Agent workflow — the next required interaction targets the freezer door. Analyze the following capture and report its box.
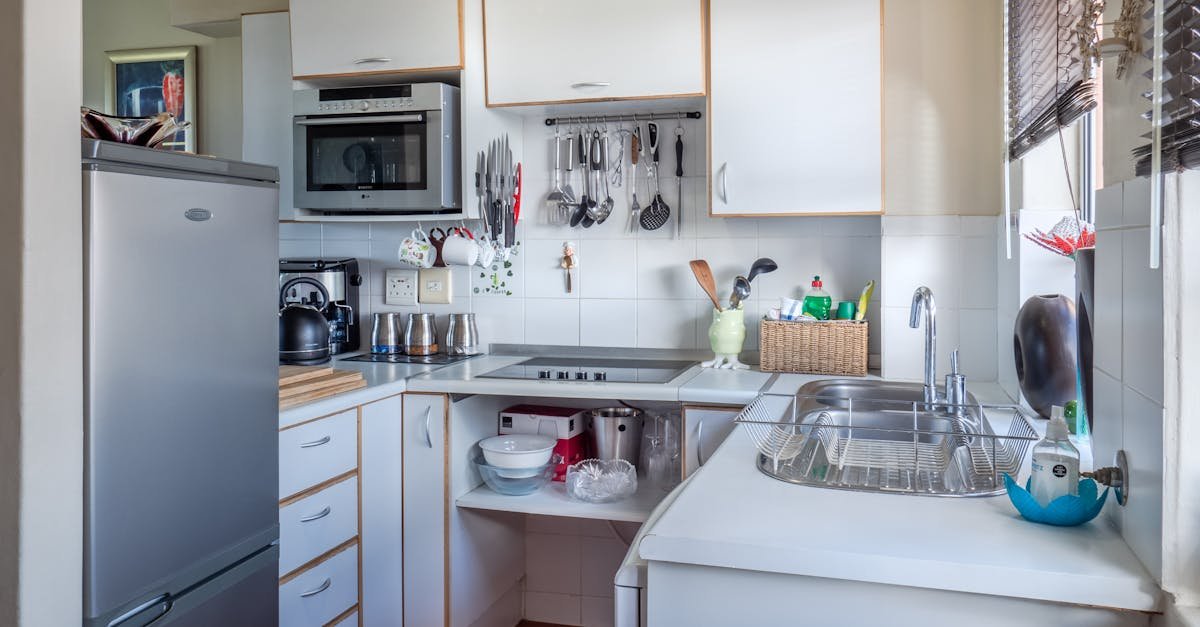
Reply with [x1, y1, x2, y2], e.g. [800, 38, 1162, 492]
[84, 168, 280, 621]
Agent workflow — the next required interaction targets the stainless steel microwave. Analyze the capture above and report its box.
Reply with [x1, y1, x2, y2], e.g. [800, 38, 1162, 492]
[292, 83, 460, 214]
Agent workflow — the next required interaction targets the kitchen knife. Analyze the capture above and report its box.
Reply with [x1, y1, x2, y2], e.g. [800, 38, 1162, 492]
[675, 125, 684, 238]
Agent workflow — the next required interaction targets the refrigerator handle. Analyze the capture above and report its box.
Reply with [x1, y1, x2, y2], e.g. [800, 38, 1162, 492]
[108, 593, 172, 627]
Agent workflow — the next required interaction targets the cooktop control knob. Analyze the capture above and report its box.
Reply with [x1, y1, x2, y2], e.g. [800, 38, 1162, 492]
[593, 372, 607, 381]
[575, 372, 588, 380]
[556, 371, 569, 380]
[538, 370, 551, 379]
[359, 100, 371, 111]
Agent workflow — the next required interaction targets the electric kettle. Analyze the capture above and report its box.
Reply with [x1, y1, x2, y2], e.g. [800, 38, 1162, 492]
[279, 277, 331, 365]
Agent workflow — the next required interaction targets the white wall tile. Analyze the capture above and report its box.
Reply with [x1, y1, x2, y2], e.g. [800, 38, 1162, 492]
[525, 298, 580, 346]
[526, 591, 581, 625]
[579, 240, 637, 299]
[471, 251, 524, 298]
[279, 239, 322, 259]
[526, 532, 581, 594]
[321, 239, 370, 260]
[581, 596, 615, 627]
[471, 297, 525, 345]
[1121, 387, 1163, 581]
[525, 239, 577, 299]
[636, 299, 700, 349]
[959, 237, 998, 308]
[580, 537, 626, 598]
[635, 239, 697, 300]
[882, 215, 960, 236]
[820, 236, 881, 303]
[526, 515, 581, 536]
[321, 223, 370, 240]
[279, 222, 321, 240]
[1095, 184, 1124, 230]
[1121, 228, 1164, 404]
[881, 235, 961, 309]
[753, 216, 823, 240]
[754, 237, 824, 303]
[580, 300, 637, 347]
[959, 308, 999, 381]
[881, 306, 960, 381]
[1091, 370, 1124, 510]
[699, 237, 758, 299]
[1094, 228, 1123, 378]
[960, 216, 997, 238]
[1123, 176, 1152, 228]
[822, 216, 881, 237]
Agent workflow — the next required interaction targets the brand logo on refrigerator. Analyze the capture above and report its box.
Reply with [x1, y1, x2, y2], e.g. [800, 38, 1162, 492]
[184, 208, 212, 222]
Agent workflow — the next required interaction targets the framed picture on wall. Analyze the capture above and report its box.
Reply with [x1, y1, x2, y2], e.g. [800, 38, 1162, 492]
[105, 46, 196, 152]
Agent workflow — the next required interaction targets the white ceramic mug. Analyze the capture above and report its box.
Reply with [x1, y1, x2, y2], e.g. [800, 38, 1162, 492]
[398, 229, 434, 268]
[475, 234, 497, 268]
[442, 227, 480, 266]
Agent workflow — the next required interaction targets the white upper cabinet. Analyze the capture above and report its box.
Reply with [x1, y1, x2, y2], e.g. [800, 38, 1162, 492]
[289, 0, 462, 79]
[482, 0, 705, 106]
[708, 0, 882, 216]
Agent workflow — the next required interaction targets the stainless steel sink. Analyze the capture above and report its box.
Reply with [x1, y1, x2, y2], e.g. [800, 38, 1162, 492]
[738, 380, 1037, 497]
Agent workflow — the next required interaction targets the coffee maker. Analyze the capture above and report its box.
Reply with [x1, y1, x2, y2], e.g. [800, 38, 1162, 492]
[279, 258, 362, 355]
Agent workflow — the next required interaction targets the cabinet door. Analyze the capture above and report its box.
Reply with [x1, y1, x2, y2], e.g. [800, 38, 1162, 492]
[241, 12, 295, 220]
[483, 0, 705, 106]
[290, 0, 461, 79]
[709, 0, 881, 216]
[360, 396, 403, 626]
[682, 406, 741, 477]
[402, 393, 448, 626]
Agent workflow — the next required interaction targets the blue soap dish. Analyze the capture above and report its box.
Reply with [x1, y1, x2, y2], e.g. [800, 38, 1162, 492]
[1004, 474, 1108, 527]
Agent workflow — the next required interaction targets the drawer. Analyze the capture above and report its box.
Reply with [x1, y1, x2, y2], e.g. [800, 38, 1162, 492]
[279, 476, 359, 576]
[280, 409, 358, 499]
[330, 608, 358, 627]
[279, 544, 359, 627]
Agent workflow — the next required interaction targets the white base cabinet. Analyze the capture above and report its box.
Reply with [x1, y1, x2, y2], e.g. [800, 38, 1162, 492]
[708, 0, 882, 216]
[482, 0, 705, 106]
[360, 395, 405, 626]
[682, 405, 740, 477]
[401, 393, 449, 626]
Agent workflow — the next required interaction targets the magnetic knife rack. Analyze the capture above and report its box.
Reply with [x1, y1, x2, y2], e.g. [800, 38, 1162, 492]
[543, 111, 703, 126]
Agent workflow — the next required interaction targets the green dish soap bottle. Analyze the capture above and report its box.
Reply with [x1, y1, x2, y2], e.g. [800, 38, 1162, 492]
[803, 276, 833, 320]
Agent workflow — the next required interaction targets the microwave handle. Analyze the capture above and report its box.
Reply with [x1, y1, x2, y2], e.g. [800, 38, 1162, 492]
[296, 114, 425, 126]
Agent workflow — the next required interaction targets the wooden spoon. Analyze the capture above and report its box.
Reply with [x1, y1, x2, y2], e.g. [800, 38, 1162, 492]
[689, 259, 723, 311]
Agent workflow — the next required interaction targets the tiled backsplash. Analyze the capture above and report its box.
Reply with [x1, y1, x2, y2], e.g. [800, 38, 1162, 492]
[280, 117, 1009, 381]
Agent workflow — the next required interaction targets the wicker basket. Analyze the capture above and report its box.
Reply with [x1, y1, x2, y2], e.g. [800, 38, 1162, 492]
[759, 319, 868, 375]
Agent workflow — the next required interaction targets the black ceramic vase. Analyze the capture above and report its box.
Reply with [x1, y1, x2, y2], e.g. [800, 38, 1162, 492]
[1014, 294, 1078, 419]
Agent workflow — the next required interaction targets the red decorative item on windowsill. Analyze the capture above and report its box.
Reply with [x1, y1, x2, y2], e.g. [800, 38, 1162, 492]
[1024, 217, 1096, 259]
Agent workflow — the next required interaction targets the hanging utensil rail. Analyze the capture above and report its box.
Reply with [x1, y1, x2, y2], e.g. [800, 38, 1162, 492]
[543, 111, 702, 126]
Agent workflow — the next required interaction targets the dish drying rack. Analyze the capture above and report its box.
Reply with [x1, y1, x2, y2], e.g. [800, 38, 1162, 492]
[735, 393, 1041, 497]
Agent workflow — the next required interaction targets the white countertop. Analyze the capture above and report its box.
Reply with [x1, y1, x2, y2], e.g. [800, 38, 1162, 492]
[278, 356, 442, 428]
[637, 385, 1160, 613]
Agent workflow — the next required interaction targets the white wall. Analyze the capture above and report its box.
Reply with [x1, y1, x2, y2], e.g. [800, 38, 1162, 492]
[0, 0, 85, 624]
[522, 515, 639, 626]
[83, 0, 244, 159]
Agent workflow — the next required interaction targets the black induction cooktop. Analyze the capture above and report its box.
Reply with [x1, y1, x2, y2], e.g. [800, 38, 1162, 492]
[478, 357, 696, 384]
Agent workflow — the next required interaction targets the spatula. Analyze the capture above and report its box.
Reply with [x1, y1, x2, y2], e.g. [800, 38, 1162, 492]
[689, 259, 723, 311]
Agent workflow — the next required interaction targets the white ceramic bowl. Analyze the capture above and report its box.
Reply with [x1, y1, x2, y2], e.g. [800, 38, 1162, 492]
[478, 435, 556, 469]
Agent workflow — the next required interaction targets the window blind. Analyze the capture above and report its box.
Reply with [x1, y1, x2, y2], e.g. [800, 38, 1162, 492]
[1134, 0, 1200, 174]
[1008, 0, 1101, 159]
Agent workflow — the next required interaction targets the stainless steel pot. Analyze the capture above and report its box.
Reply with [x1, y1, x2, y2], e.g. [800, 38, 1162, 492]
[588, 407, 644, 467]
[446, 313, 480, 355]
[404, 313, 439, 355]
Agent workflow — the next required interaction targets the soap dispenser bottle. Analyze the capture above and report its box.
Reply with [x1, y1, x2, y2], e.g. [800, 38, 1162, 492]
[1029, 405, 1080, 507]
[802, 276, 832, 320]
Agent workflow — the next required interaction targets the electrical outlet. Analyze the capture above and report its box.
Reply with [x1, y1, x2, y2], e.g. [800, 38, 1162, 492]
[418, 267, 452, 304]
[384, 268, 419, 306]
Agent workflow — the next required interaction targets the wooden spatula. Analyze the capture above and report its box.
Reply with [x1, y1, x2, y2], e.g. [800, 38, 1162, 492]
[689, 259, 724, 311]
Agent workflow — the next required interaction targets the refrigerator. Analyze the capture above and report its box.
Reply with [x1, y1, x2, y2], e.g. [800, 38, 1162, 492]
[82, 140, 281, 627]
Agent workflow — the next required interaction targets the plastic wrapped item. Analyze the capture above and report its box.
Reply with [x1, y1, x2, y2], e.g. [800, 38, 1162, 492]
[475, 455, 556, 496]
[566, 459, 638, 503]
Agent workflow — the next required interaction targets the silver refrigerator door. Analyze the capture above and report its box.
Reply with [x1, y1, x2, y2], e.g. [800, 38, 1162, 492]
[84, 165, 280, 625]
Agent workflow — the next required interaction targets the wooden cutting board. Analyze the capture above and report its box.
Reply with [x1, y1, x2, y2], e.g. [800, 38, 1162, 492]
[279, 367, 367, 410]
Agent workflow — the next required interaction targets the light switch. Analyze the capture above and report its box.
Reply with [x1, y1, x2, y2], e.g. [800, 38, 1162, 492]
[418, 267, 452, 304]
[384, 268, 419, 306]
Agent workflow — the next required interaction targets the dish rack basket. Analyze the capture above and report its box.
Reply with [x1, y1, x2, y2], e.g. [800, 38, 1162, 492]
[734, 393, 1041, 497]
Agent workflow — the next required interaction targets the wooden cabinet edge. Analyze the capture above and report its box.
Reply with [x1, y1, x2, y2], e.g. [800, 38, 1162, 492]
[279, 469, 359, 506]
[279, 536, 360, 585]
[292, 64, 464, 82]
[324, 604, 359, 627]
[484, 91, 708, 109]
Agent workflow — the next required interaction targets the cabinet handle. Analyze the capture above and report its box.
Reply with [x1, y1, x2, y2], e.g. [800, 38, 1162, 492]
[299, 506, 331, 523]
[353, 57, 393, 65]
[570, 82, 611, 89]
[299, 435, 331, 449]
[696, 419, 706, 467]
[423, 406, 433, 449]
[299, 578, 332, 598]
[718, 163, 730, 204]
[108, 593, 172, 627]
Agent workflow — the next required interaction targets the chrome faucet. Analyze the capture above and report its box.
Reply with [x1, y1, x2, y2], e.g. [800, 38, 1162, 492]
[909, 287, 938, 405]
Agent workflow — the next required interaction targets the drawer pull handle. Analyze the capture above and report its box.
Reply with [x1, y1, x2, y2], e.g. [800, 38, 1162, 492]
[696, 419, 706, 467]
[299, 506, 331, 523]
[354, 57, 392, 64]
[571, 81, 611, 88]
[423, 406, 433, 449]
[299, 578, 332, 598]
[299, 435, 331, 449]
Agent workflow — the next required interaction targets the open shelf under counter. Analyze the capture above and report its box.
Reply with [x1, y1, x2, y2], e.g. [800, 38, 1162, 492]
[455, 480, 670, 523]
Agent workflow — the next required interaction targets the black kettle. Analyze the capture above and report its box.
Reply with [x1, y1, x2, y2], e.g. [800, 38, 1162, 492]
[279, 277, 332, 365]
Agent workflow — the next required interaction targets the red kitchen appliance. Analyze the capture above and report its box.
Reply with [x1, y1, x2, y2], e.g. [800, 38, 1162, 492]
[499, 405, 588, 481]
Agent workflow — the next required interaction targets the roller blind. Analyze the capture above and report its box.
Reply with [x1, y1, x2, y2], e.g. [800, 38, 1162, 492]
[1007, 0, 1101, 159]
[1134, 0, 1200, 174]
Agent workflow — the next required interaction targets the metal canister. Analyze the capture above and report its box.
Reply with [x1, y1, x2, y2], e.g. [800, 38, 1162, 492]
[370, 312, 404, 354]
[588, 407, 644, 467]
